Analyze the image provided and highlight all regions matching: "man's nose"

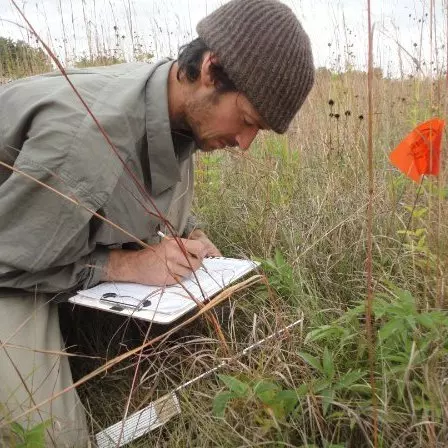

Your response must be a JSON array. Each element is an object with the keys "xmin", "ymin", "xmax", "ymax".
[{"xmin": 236, "ymin": 127, "xmax": 259, "ymax": 151}]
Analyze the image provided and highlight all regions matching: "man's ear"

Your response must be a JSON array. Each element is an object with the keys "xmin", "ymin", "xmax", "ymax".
[{"xmin": 199, "ymin": 52, "xmax": 219, "ymax": 88}]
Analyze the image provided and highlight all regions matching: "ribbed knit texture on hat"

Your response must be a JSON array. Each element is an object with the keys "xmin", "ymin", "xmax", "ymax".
[{"xmin": 197, "ymin": 0, "xmax": 315, "ymax": 133}]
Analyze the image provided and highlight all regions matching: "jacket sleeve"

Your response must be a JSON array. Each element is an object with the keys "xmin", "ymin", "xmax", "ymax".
[
  {"xmin": 0, "ymin": 155, "xmax": 110, "ymax": 294},
  {"xmin": 0, "ymin": 63, "xmax": 160, "ymax": 294},
  {"xmin": 0, "ymin": 85, "xmax": 114, "ymax": 294}
]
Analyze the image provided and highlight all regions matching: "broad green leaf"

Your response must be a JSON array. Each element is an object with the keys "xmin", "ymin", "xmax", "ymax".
[
  {"xmin": 321, "ymin": 388, "xmax": 334, "ymax": 416},
  {"xmin": 23, "ymin": 433, "xmax": 45, "ymax": 447},
  {"xmin": 417, "ymin": 234, "xmax": 427, "ymax": 248},
  {"xmin": 218, "ymin": 375, "xmax": 250, "ymax": 397},
  {"xmin": 322, "ymin": 347, "xmax": 335, "ymax": 380},
  {"xmin": 372, "ymin": 298, "xmax": 389, "ymax": 317},
  {"xmin": 416, "ymin": 313, "xmax": 436, "ymax": 329},
  {"xmin": 263, "ymin": 259, "xmax": 278, "ymax": 271},
  {"xmin": 439, "ymin": 186, "xmax": 448, "ymax": 200},
  {"xmin": 405, "ymin": 315, "xmax": 417, "ymax": 330},
  {"xmin": 268, "ymin": 401, "xmax": 287, "ymax": 420},
  {"xmin": 295, "ymin": 383, "xmax": 308, "ymax": 396},
  {"xmin": 212, "ymin": 391, "xmax": 234, "ymax": 417},
  {"xmin": 15, "ymin": 420, "xmax": 51, "ymax": 448},
  {"xmin": 378, "ymin": 318, "xmax": 405, "ymax": 340},
  {"xmin": 26, "ymin": 421, "xmax": 51, "ymax": 447},
  {"xmin": 274, "ymin": 248, "xmax": 285, "ymax": 266},
  {"xmin": 348, "ymin": 384, "xmax": 372, "ymax": 395},
  {"xmin": 343, "ymin": 303, "xmax": 366, "ymax": 319},
  {"xmin": 427, "ymin": 311, "xmax": 448, "ymax": 327},
  {"xmin": 253, "ymin": 380, "xmax": 280, "ymax": 405},
  {"xmin": 298, "ymin": 351, "xmax": 323, "ymax": 373},
  {"xmin": 383, "ymin": 354, "xmax": 408, "ymax": 363},
  {"xmin": 397, "ymin": 229, "xmax": 414, "ymax": 235},
  {"xmin": 314, "ymin": 378, "xmax": 331, "ymax": 393},
  {"xmin": 414, "ymin": 227, "xmax": 427, "ymax": 236},
  {"xmin": 275, "ymin": 389, "xmax": 301, "ymax": 414},
  {"xmin": 335, "ymin": 370, "xmax": 365, "ymax": 389},
  {"xmin": 415, "ymin": 207, "xmax": 428, "ymax": 218},
  {"xmin": 305, "ymin": 325, "xmax": 345, "ymax": 344},
  {"xmin": 388, "ymin": 304, "xmax": 413, "ymax": 316},
  {"xmin": 10, "ymin": 422, "xmax": 25, "ymax": 437},
  {"xmin": 395, "ymin": 289, "xmax": 415, "ymax": 308}
]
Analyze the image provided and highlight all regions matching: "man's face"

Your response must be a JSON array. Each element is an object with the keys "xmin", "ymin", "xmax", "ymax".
[
  {"xmin": 182, "ymin": 54, "xmax": 269, "ymax": 152},
  {"xmin": 185, "ymin": 90, "xmax": 266, "ymax": 152}
]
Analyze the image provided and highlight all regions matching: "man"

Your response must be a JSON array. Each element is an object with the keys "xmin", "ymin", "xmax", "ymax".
[{"xmin": 0, "ymin": 0, "xmax": 314, "ymax": 445}]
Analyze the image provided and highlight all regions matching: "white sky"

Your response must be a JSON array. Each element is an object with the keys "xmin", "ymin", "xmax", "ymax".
[{"xmin": 0, "ymin": 0, "xmax": 446, "ymax": 77}]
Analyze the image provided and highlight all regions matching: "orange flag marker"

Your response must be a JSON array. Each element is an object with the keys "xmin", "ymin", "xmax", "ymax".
[{"xmin": 389, "ymin": 118, "xmax": 445, "ymax": 182}]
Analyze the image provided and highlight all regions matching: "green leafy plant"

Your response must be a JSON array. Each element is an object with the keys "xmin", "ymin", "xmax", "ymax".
[
  {"xmin": 213, "ymin": 374, "xmax": 304, "ymax": 434},
  {"xmin": 297, "ymin": 348, "xmax": 367, "ymax": 416},
  {"xmin": 304, "ymin": 285, "xmax": 448, "ymax": 419},
  {"xmin": 10, "ymin": 420, "xmax": 51, "ymax": 448},
  {"xmin": 213, "ymin": 285, "xmax": 448, "ymax": 444},
  {"xmin": 260, "ymin": 249, "xmax": 301, "ymax": 300}
]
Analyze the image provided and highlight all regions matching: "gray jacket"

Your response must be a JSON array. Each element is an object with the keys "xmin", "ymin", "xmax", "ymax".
[{"xmin": 0, "ymin": 60, "xmax": 198, "ymax": 296}]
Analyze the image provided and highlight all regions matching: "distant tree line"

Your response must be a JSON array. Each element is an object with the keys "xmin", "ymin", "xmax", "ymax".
[
  {"xmin": 0, "ymin": 36, "xmax": 155, "ymax": 81},
  {"xmin": 0, "ymin": 37, "xmax": 52, "ymax": 80}
]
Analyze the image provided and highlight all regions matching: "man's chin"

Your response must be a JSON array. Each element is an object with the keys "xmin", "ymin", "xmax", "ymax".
[
  {"xmin": 194, "ymin": 135, "xmax": 231, "ymax": 152},
  {"xmin": 196, "ymin": 140, "xmax": 221, "ymax": 152}
]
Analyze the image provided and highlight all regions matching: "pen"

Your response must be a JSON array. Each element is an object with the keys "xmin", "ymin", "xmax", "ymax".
[{"xmin": 157, "ymin": 230, "xmax": 168, "ymax": 239}]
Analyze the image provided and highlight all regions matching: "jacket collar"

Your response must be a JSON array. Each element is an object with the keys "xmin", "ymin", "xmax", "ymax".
[{"xmin": 145, "ymin": 59, "xmax": 195, "ymax": 196}]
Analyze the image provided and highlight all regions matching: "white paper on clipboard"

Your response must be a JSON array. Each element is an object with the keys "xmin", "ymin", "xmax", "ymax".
[{"xmin": 68, "ymin": 257, "xmax": 259, "ymax": 324}]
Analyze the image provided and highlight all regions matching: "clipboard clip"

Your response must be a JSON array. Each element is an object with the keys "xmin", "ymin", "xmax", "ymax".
[{"xmin": 100, "ymin": 292, "xmax": 152, "ymax": 311}]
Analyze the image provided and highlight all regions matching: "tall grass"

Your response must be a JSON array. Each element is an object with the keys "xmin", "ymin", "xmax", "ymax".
[
  {"xmin": 1, "ymin": 0, "xmax": 448, "ymax": 446},
  {"xmin": 57, "ymin": 69, "xmax": 448, "ymax": 447}
]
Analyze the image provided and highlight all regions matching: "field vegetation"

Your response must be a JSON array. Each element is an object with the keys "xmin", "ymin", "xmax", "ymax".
[{"xmin": 1, "ymin": 1, "xmax": 447, "ymax": 446}]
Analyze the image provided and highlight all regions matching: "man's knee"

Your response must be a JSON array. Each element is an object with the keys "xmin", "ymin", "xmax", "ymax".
[{"xmin": 0, "ymin": 294, "xmax": 89, "ymax": 447}]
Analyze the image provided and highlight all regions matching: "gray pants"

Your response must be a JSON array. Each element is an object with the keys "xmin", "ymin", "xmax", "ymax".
[{"xmin": 0, "ymin": 294, "xmax": 89, "ymax": 447}]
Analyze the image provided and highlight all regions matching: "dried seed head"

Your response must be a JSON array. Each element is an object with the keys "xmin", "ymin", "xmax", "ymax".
[{"xmin": 328, "ymin": 99, "xmax": 335, "ymax": 106}]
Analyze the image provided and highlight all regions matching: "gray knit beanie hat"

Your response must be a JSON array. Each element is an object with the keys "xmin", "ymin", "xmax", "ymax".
[{"xmin": 197, "ymin": 0, "xmax": 314, "ymax": 134}]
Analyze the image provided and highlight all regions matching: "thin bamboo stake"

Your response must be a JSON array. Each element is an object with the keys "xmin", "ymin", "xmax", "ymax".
[{"xmin": 366, "ymin": 1, "xmax": 378, "ymax": 446}]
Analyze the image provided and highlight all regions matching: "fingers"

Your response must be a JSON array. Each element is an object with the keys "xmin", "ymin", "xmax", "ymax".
[
  {"xmin": 182, "ymin": 239, "xmax": 208, "ymax": 259},
  {"xmin": 172, "ymin": 252, "xmax": 203, "ymax": 271},
  {"xmin": 201, "ymin": 241, "xmax": 222, "ymax": 257},
  {"xmin": 207, "ymin": 246, "xmax": 222, "ymax": 257},
  {"xmin": 134, "ymin": 239, "xmax": 208, "ymax": 286},
  {"xmin": 163, "ymin": 238, "xmax": 206, "ymax": 261},
  {"xmin": 162, "ymin": 238, "xmax": 207, "ymax": 278},
  {"xmin": 166, "ymin": 259, "xmax": 200, "ymax": 279},
  {"xmin": 186, "ymin": 231, "xmax": 222, "ymax": 257}
]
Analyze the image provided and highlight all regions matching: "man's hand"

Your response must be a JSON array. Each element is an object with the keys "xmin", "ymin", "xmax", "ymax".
[
  {"xmin": 103, "ymin": 237, "xmax": 208, "ymax": 286},
  {"xmin": 188, "ymin": 229, "xmax": 222, "ymax": 257}
]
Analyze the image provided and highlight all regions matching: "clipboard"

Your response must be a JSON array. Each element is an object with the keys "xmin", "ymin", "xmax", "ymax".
[{"xmin": 68, "ymin": 257, "xmax": 259, "ymax": 324}]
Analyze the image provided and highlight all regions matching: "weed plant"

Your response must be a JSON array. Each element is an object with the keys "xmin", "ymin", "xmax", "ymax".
[{"xmin": 0, "ymin": 2, "xmax": 447, "ymax": 447}]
